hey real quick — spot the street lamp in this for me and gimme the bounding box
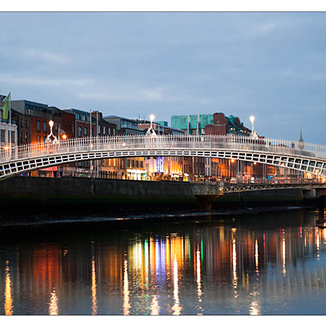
[45,120,58,144]
[146,113,156,137]
[58,129,67,140]
[250,115,255,130]
[249,115,258,139]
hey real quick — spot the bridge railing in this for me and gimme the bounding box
[1,134,326,163]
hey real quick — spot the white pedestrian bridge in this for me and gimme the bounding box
[1,134,326,180]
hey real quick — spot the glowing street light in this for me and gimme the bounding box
[249,115,258,139]
[146,113,156,137]
[250,115,255,130]
[150,113,155,124]
[46,120,59,144]
[58,129,67,140]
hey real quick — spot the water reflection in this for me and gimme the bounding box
[282,234,286,276]
[49,288,58,315]
[232,229,238,299]
[4,261,13,315]
[91,241,97,315]
[172,256,181,315]
[123,257,130,315]
[196,244,203,315]
[1,209,326,315]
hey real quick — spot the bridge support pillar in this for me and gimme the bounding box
[195,195,222,212]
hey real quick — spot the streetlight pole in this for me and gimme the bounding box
[250,115,258,139]
[45,120,58,145]
[146,114,156,137]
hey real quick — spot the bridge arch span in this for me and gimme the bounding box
[1,134,326,179]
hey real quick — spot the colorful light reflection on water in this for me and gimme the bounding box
[1,209,326,315]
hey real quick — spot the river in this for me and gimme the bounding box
[1,208,326,315]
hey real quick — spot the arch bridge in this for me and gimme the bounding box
[1,134,326,180]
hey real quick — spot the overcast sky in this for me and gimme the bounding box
[1,11,325,144]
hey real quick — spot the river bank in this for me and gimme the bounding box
[0,176,320,227]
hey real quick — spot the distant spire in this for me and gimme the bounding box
[299,128,303,141]
[298,128,304,150]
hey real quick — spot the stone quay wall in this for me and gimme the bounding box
[0,176,313,220]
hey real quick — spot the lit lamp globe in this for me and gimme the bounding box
[249,115,255,127]
[249,115,258,139]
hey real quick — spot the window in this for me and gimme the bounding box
[1,130,5,142]
[78,126,82,137]
[37,136,41,143]
[20,132,23,143]
[25,133,28,143]
[84,127,88,136]
[20,119,23,127]
[11,131,15,143]
[25,120,28,128]
[43,121,47,133]
[37,120,40,132]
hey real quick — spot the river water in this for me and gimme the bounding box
[1,208,326,315]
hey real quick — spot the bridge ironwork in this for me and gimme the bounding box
[220,182,326,194]
[1,134,326,180]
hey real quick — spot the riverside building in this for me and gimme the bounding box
[171,113,275,183]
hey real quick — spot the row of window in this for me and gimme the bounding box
[0,130,16,143]
[20,119,29,128]
[15,118,116,144]
[36,120,48,133]
[126,159,144,168]
[77,125,115,137]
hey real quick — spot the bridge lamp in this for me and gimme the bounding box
[150,114,155,129]
[250,115,255,131]
[61,134,67,140]
[231,159,235,163]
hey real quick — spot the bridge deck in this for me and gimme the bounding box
[1,134,326,179]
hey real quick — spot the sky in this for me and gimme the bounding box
[1,10,326,144]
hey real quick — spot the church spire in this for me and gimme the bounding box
[298,128,304,150]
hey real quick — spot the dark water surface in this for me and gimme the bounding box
[1,208,326,315]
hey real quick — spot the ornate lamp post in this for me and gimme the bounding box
[58,129,67,140]
[45,120,59,144]
[146,114,156,137]
[249,115,258,139]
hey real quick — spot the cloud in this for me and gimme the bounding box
[23,49,71,65]
[260,23,276,32]
[0,74,94,88]
[0,12,325,144]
